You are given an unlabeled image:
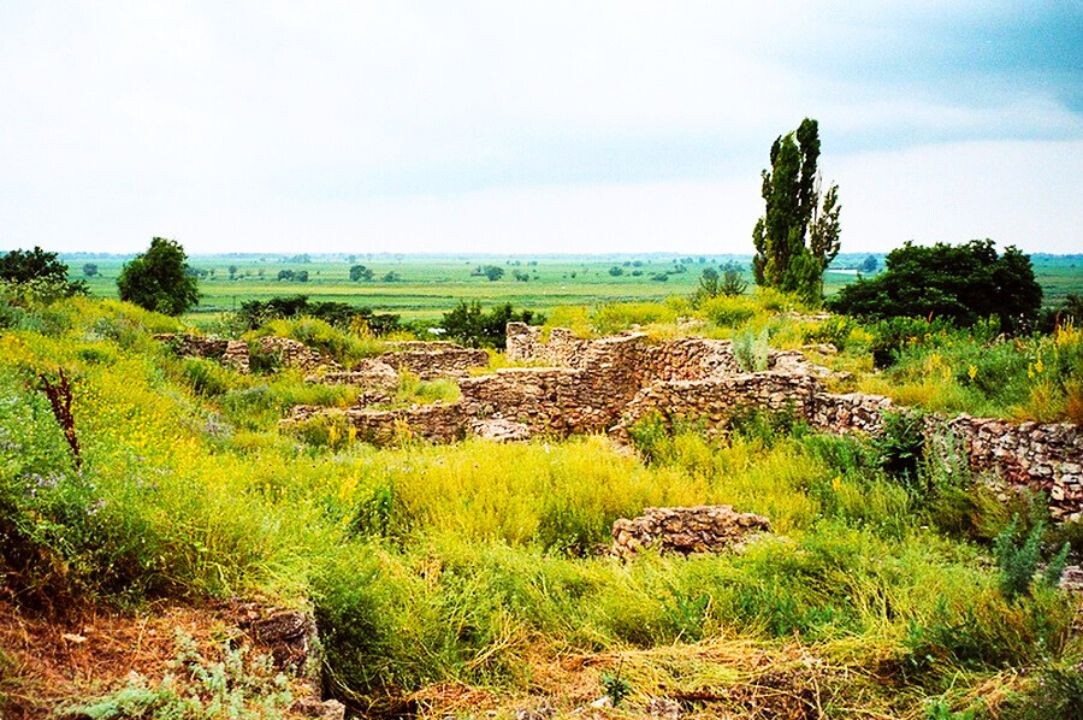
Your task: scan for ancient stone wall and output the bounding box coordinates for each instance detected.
[280,322,1083,521]
[810,392,893,434]
[641,337,741,381]
[346,403,466,445]
[942,416,1083,520]
[377,343,489,379]
[459,334,652,435]
[611,505,771,557]
[154,334,251,373]
[613,372,821,438]
[459,368,608,435]
[505,323,590,367]
[256,336,338,373]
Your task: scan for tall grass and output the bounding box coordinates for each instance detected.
[1,295,1079,716]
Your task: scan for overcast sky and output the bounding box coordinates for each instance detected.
[1,1,1081,255]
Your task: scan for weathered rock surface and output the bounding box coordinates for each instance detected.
[471,417,533,442]
[611,505,771,557]
[378,341,489,378]
[256,336,338,373]
[284,322,1083,521]
[231,600,317,671]
[154,334,250,373]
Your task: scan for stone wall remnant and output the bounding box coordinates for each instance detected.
[256,336,338,373]
[284,322,1083,522]
[376,341,489,379]
[611,505,771,557]
[347,403,466,445]
[155,334,250,373]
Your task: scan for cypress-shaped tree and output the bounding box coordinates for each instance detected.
[752,118,841,303]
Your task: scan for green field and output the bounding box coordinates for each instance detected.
[64,252,1083,323]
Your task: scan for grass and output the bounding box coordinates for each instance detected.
[1,292,1081,717]
[64,253,1083,326]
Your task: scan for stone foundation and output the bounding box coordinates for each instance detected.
[377,342,489,379]
[155,334,250,373]
[611,505,771,557]
[347,403,466,445]
[256,336,338,373]
[279,322,1083,521]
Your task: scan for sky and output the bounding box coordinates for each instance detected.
[1,1,1081,255]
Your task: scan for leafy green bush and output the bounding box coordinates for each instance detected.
[180,358,235,397]
[874,411,925,485]
[732,327,770,371]
[235,295,401,334]
[993,516,1069,599]
[830,239,1043,333]
[701,294,758,327]
[802,315,854,351]
[440,301,541,348]
[869,316,958,369]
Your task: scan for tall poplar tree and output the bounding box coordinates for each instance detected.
[752,118,841,303]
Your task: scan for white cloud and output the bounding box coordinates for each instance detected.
[0,1,1079,254]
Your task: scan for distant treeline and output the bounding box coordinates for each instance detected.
[236,295,402,335]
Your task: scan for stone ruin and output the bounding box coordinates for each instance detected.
[156,333,337,374]
[378,341,489,379]
[611,505,771,558]
[156,325,1082,522]
[288,323,1083,521]
[154,334,251,373]
[156,335,489,380]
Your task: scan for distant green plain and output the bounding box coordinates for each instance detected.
[66,253,1083,324]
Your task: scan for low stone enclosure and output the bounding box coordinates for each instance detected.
[156,325,1083,522]
[283,323,1083,521]
[156,334,489,379]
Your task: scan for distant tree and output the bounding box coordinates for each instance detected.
[608,266,624,277]
[82,263,99,278]
[697,268,721,299]
[482,265,504,281]
[650,273,669,282]
[752,118,841,303]
[235,294,400,334]
[382,271,401,282]
[277,269,295,281]
[116,237,200,315]
[512,270,530,282]
[440,301,542,348]
[228,264,238,280]
[830,239,1042,333]
[720,263,748,296]
[861,254,878,273]
[1040,293,1083,332]
[295,270,310,283]
[0,246,87,296]
[693,263,747,306]
[349,264,374,282]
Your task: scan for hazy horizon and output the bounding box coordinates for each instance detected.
[2,2,1081,255]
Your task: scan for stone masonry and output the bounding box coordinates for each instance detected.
[377,341,489,379]
[611,505,771,558]
[277,322,1083,521]
[155,334,250,373]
